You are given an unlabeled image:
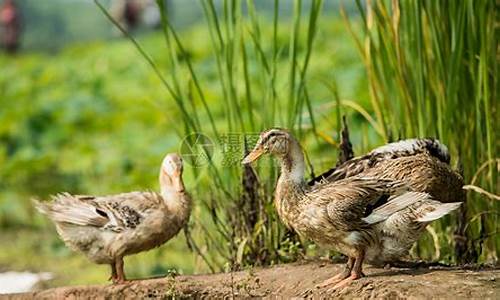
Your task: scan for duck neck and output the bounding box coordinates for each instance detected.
[160,172,191,217]
[276,138,306,190]
[274,139,306,228]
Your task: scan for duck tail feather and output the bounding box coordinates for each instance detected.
[362,192,430,224]
[33,195,108,227]
[416,202,462,223]
[32,198,49,215]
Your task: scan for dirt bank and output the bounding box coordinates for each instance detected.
[4,261,500,299]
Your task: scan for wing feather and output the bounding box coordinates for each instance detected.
[308,138,451,186]
[34,191,163,232]
[318,177,411,231]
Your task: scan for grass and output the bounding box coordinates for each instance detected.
[0,0,496,287]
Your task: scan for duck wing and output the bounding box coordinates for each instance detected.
[308,138,450,186]
[34,191,163,233]
[313,177,428,232]
[308,156,374,185]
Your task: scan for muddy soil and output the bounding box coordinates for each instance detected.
[4,261,500,299]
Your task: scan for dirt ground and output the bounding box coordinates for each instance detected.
[4,260,500,299]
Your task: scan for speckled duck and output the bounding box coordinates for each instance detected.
[243,129,461,289]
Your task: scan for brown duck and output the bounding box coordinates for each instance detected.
[309,138,465,265]
[34,153,191,284]
[242,129,460,289]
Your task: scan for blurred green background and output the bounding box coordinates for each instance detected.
[0,0,497,288]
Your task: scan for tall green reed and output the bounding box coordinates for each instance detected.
[343,0,498,263]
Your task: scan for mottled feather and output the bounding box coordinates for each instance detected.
[34,163,191,270]
[309,138,456,186]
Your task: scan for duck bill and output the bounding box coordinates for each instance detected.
[242,147,264,164]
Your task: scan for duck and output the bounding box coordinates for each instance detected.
[34,153,191,284]
[309,138,465,265]
[242,128,452,289]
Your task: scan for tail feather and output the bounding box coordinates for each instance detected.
[363,192,429,224]
[33,195,108,227]
[416,202,461,222]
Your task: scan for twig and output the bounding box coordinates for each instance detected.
[463,185,500,201]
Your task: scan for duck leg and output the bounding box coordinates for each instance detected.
[331,250,365,290]
[114,257,127,284]
[108,263,117,283]
[316,257,355,288]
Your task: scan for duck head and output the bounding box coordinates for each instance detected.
[242,128,294,164]
[242,128,305,183]
[160,153,185,194]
